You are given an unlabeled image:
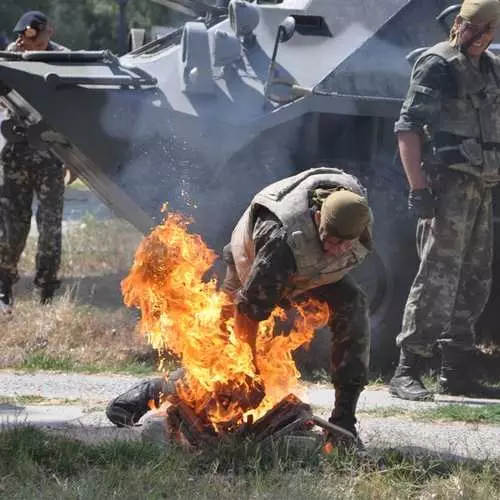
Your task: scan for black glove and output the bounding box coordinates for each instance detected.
[408,188,435,219]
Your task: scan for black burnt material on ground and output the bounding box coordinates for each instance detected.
[163,393,357,450]
[165,394,312,448]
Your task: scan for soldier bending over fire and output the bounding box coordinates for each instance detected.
[107,167,373,448]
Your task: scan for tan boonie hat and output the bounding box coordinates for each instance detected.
[319,189,370,241]
[460,0,500,27]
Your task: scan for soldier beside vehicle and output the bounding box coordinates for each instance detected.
[389,0,500,400]
[0,11,67,312]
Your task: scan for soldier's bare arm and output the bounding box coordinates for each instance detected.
[398,131,426,190]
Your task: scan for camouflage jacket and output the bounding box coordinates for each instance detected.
[395,41,500,178]
[232,207,297,321]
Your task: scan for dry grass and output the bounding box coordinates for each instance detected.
[1,214,157,372]
[0,292,153,371]
[20,212,142,278]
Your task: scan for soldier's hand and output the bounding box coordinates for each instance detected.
[408,188,435,219]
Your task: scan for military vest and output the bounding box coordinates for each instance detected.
[420,41,500,181]
[230,168,372,296]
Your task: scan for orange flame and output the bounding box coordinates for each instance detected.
[122,212,329,430]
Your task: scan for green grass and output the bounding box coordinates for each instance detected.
[421,404,500,424]
[361,404,500,425]
[0,426,499,499]
[66,178,90,191]
[19,351,157,376]
[0,395,81,406]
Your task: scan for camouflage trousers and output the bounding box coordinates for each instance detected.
[222,265,370,388]
[397,171,493,357]
[0,143,64,287]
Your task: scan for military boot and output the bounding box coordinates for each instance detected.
[438,345,500,398]
[389,349,432,401]
[0,277,13,314]
[36,282,59,305]
[325,385,365,452]
[106,368,185,427]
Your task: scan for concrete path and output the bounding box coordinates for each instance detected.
[1,371,500,460]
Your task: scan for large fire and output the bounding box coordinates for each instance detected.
[122,212,329,431]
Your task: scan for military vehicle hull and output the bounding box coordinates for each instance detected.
[1,0,498,371]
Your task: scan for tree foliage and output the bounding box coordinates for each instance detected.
[0,0,175,52]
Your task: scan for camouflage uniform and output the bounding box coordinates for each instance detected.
[0,143,64,287]
[222,208,370,388]
[0,40,65,294]
[106,175,372,437]
[394,46,499,358]
[222,170,372,437]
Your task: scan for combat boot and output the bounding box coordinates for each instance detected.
[389,349,432,401]
[0,277,13,314]
[36,282,59,305]
[325,385,365,452]
[438,345,500,398]
[106,368,185,427]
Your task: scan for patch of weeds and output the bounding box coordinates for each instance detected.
[368,376,386,388]
[109,359,158,376]
[19,351,157,376]
[360,406,410,418]
[66,178,89,191]
[0,426,174,478]
[22,352,75,372]
[419,404,500,425]
[1,427,500,500]
[362,404,500,425]
[422,373,438,391]
[188,433,322,475]
[0,395,80,406]
[0,294,151,371]
[20,215,142,278]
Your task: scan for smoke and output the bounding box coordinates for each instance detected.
[105,85,303,255]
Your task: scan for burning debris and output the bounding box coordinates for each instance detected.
[141,392,357,452]
[122,212,353,449]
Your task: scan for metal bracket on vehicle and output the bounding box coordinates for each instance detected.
[0,49,157,89]
[44,73,158,89]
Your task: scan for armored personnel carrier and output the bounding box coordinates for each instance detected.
[1,0,497,370]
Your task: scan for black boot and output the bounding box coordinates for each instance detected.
[389,349,432,401]
[438,345,500,398]
[37,283,59,305]
[326,385,364,451]
[106,369,185,427]
[0,277,13,313]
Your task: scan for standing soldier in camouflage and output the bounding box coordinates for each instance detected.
[106,167,373,449]
[389,0,500,400]
[0,11,67,312]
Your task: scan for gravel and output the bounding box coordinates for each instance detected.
[1,371,500,459]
